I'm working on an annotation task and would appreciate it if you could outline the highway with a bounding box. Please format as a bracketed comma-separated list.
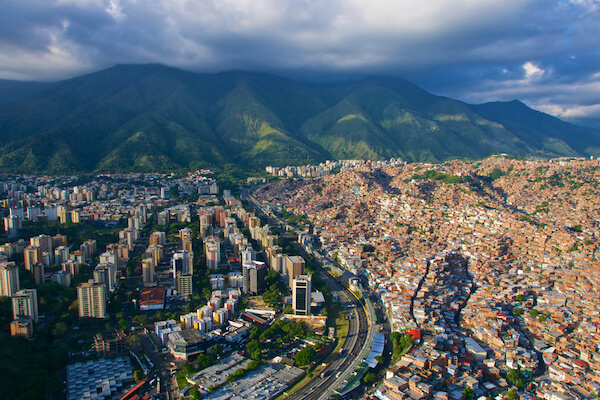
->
[244, 189, 375, 399]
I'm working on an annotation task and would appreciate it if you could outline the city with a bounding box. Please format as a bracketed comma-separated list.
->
[1, 154, 599, 399]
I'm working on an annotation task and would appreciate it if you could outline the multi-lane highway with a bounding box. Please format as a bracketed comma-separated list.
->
[244, 189, 375, 399]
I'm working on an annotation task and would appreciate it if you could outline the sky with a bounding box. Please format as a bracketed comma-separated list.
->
[0, 0, 599, 120]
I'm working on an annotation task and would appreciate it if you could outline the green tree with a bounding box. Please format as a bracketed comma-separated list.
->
[529, 309, 539, 318]
[52, 322, 68, 338]
[512, 307, 523, 317]
[363, 372, 377, 385]
[133, 370, 145, 382]
[189, 387, 200, 399]
[250, 326, 260, 340]
[209, 344, 223, 357]
[463, 387, 475, 399]
[196, 353, 212, 370]
[294, 346, 315, 367]
[118, 318, 128, 331]
[506, 389, 518, 400]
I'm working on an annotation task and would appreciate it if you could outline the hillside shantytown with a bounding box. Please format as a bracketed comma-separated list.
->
[1, 155, 600, 400]
[255, 155, 600, 399]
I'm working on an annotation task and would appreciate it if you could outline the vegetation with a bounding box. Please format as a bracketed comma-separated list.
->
[389, 332, 415, 362]
[0, 65, 597, 174]
[294, 346, 316, 367]
[506, 366, 526, 389]
[411, 170, 468, 184]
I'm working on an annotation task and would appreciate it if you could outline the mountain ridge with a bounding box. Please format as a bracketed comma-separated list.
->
[0, 64, 598, 174]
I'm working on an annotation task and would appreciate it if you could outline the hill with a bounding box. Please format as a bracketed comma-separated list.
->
[0, 64, 597, 174]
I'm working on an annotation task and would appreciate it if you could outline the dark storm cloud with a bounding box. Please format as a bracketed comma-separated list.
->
[0, 0, 598, 117]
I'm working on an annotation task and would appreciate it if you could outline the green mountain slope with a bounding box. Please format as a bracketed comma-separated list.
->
[0, 64, 597, 173]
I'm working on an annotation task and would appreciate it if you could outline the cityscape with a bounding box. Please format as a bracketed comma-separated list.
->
[1, 154, 599, 399]
[1, 1, 599, 400]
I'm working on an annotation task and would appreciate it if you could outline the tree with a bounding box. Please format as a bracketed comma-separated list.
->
[295, 346, 315, 367]
[507, 367, 525, 389]
[512, 307, 523, 317]
[506, 389, 518, 400]
[189, 387, 200, 399]
[133, 370, 145, 382]
[249, 326, 260, 340]
[363, 372, 377, 385]
[118, 318, 128, 331]
[196, 353, 212, 370]
[52, 322, 68, 338]
[209, 344, 223, 357]
[529, 309, 539, 318]
[463, 387, 475, 399]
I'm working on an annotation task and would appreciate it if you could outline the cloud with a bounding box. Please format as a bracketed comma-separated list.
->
[0, 0, 598, 117]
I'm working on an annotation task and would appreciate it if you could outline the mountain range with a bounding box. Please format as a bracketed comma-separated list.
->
[0, 64, 598, 174]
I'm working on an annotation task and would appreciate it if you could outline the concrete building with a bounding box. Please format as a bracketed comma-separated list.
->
[167, 329, 206, 360]
[32, 263, 45, 286]
[77, 280, 107, 318]
[205, 237, 221, 271]
[94, 263, 116, 293]
[30, 234, 53, 254]
[292, 275, 312, 316]
[52, 270, 72, 288]
[142, 258, 155, 283]
[146, 244, 164, 266]
[12, 288, 38, 322]
[172, 250, 193, 284]
[177, 272, 193, 296]
[10, 319, 33, 338]
[24, 245, 44, 271]
[285, 256, 305, 288]
[80, 239, 97, 263]
[149, 231, 166, 246]
[242, 261, 266, 295]
[54, 245, 70, 265]
[180, 227, 193, 251]
[0, 262, 20, 297]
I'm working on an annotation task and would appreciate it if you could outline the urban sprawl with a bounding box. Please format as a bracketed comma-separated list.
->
[1, 154, 600, 400]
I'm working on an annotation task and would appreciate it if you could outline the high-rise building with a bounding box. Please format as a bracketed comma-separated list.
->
[242, 261, 266, 295]
[240, 247, 256, 266]
[285, 256, 305, 288]
[94, 263, 117, 293]
[32, 263, 45, 286]
[30, 234, 53, 254]
[10, 319, 33, 338]
[172, 250, 193, 284]
[80, 239, 97, 262]
[142, 258, 155, 283]
[54, 245, 70, 265]
[12, 289, 38, 322]
[3, 215, 22, 238]
[271, 253, 286, 274]
[62, 260, 80, 276]
[52, 270, 71, 288]
[149, 231, 166, 246]
[176, 273, 193, 296]
[266, 246, 282, 268]
[179, 228, 193, 251]
[146, 244, 164, 266]
[24, 246, 44, 271]
[77, 280, 107, 318]
[292, 275, 311, 316]
[52, 234, 68, 248]
[206, 243, 219, 271]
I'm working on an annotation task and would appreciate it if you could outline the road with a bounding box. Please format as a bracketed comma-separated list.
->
[244, 188, 374, 399]
[140, 332, 176, 400]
